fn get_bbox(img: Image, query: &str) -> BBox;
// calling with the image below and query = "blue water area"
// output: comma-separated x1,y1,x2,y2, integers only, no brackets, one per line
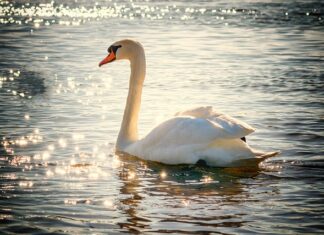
0,0,323,234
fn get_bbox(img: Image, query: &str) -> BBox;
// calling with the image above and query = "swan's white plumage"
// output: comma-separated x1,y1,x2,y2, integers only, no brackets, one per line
100,39,278,167
175,106,255,138
125,107,259,166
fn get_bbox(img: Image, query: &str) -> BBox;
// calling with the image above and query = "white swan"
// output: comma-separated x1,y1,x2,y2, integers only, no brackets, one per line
99,39,278,167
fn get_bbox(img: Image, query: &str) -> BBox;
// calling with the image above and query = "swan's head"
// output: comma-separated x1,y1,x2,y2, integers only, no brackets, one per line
99,39,144,67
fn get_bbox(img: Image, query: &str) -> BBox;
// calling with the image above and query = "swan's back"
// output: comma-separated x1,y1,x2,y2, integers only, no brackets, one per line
125,110,263,166
176,106,255,138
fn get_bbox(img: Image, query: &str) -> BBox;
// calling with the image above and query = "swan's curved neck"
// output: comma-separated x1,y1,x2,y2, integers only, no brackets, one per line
116,50,146,150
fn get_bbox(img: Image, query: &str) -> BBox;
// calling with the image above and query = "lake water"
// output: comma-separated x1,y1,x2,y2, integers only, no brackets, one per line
0,0,323,234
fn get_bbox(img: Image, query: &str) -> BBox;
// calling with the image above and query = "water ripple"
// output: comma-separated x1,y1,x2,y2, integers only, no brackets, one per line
0,0,324,234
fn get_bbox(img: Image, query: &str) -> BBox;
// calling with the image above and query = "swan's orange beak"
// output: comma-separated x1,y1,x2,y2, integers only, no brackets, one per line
99,51,115,67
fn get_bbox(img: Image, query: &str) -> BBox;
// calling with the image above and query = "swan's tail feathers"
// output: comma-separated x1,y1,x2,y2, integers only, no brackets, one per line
255,151,280,164
229,151,280,168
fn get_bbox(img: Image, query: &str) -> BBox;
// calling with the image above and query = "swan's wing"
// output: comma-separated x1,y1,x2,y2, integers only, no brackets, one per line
126,116,256,165
175,106,255,139
175,106,216,118
126,116,233,164
142,117,231,146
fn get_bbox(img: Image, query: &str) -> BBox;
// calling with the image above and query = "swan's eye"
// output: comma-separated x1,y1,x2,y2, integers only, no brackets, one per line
107,45,122,54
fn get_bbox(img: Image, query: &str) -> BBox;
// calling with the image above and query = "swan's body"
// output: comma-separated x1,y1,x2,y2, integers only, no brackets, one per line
99,39,278,167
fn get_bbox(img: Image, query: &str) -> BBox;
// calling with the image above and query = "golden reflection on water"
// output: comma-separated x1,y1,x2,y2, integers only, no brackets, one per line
0,123,288,233
117,155,148,231
112,151,261,232
0,0,322,233
58,138,67,148
159,171,167,179
19,181,34,188
103,199,116,210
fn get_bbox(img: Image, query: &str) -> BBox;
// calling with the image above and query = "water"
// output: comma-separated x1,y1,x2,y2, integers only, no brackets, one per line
0,0,323,234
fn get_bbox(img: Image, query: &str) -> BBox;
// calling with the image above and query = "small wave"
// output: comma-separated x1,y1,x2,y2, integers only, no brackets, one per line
269,159,324,168
284,131,323,141
290,159,324,169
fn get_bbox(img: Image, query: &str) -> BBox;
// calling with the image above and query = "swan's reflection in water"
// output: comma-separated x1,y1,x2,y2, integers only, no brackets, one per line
115,151,264,233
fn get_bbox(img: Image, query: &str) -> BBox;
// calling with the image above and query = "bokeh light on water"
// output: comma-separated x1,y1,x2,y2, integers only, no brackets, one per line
0,0,323,234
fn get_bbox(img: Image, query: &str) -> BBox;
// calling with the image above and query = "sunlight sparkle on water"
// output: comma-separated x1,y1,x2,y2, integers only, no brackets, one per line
58,138,67,148
55,167,66,176
0,0,323,234
17,138,28,147
182,199,190,207
46,170,54,177
19,181,34,188
42,151,51,160
88,172,100,179
128,171,136,180
111,157,121,168
96,152,106,160
48,144,55,151
160,171,167,179
64,199,77,205
72,133,85,141
103,199,116,209
0,0,300,30
202,176,213,184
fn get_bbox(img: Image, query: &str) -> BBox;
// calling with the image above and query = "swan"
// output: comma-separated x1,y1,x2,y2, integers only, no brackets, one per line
99,39,278,167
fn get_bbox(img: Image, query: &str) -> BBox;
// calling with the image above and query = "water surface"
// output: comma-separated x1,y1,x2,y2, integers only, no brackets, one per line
0,0,323,234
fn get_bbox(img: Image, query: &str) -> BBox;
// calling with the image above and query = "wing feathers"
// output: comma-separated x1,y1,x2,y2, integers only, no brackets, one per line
176,106,255,138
